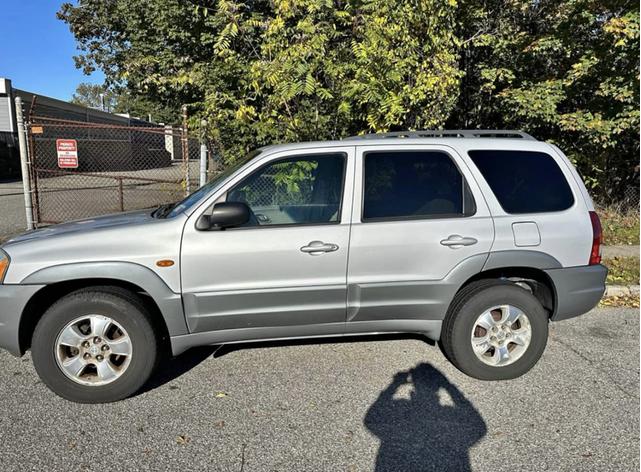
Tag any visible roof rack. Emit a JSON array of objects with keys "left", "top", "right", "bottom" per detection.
[{"left": 344, "top": 130, "right": 536, "bottom": 141}]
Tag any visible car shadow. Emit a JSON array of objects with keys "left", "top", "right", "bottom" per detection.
[
  {"left": 136, "top": 342, "right": 486, "bottom": 472},
  {"left": 210, "top": 333, "right": 434, "bottom": 359},
  {"left": 137, "top": 345, "right": 218, "bottom": 394},
  {"left": 137, "top": 335, "right": 430, "bottom": 396},
  {"left": 364, "top": 363, "right": 487, "bottom": 472}
]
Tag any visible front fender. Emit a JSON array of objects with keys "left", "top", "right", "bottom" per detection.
[{"left": 21, "top": 261, "right": 188, "bottom": 336}]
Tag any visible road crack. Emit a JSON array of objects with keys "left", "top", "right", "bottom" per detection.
[
  {"left": 239, "top": 443, "right": 246, "bottom": 472},
  {"left": 549, "top": 334, "right": 639, "bottom": 400}
]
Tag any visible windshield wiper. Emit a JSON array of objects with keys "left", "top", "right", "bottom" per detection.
[{"left": 152, "top": 202, "right": 175, "bottom": 218}]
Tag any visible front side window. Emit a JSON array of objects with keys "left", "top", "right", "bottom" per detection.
[
  {"left": 468, "top": 150, "right": 574, "bottom": 214},
  {"left": 227, "top": 153, "right": 346, "bottom": 227},
  {"left": 363, "top": 151, "right": 476, "bottom": 221},
  {"left": 164, "top": 149, "right": 262, "bottom": 218}
]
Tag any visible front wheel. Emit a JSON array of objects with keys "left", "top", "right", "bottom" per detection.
[
  {"left": 440, "top": 281, "right": 549, "bottom": 380},
  {"left": 31, "top": 287, "right": 159, "bottom": 403}
]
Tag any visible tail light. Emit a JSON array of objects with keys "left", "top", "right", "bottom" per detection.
[{"left": 589, "top": 211, "right": 602, "bottom": 265}]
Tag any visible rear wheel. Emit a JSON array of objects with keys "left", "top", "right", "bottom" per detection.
[
  {"left": 440, "top": 281, "right": 548, "bottom": 380},
  {"left": 32, "top": 287, "right": 159, "bottom": 403}
]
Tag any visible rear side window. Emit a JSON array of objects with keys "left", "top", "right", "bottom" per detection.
[
  {"left": 363, "top": 151, "right": 476, "bottom": 221},
  {"left": 468, "top": 150, "right": 574, "bottom": 214}
]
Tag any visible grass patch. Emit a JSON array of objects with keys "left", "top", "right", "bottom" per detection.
[
  {"left": 598, "top": 206, "right": 639, "bottom": 245},
  {"left": 603, "top": 257, "right": 639, "bottom": 285}
]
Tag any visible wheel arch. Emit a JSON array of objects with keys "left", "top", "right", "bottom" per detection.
[
  {"left": 457, "top": 266, "right": 556, "bottom": 316},
  {"left": 18, "top": 262, "right": 188, "bottom": 354}
]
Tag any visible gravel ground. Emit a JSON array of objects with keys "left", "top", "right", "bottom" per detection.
[{"left": 0, "top": 307, "right": 638, "bottom": 472}]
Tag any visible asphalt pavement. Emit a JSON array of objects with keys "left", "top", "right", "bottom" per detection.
[
  {"left": 0, "top": 307, "right": 638, "bottom": 472},
  {"left": 0, "top": 183, "right": 27, "bottom": 240}
]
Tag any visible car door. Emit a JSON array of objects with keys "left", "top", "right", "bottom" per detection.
[
  {"left": 346, "top": 144, "right": 494, "bottom": 333},
  {"left": 180, "top": 146, "right": 355, "bottom": 340}
]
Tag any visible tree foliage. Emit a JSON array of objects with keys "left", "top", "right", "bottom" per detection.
[
  {"left": 451, "top": 0, "right": 640, "bottom": 200},
  {"left": 70, "top": 82, "right": 178, "bottom": 123},
  {"left": 58, "top": 0, "right": 461, "bottom": 162},
  {"left": 58, "top": 0, "right": 639, "bottom": 200},
  {"left": 70, "top": 83, "right": 119, "bottom": 111}
]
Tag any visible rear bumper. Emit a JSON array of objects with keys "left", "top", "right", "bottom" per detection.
[
  {"left": 0, "top": 284, "right": 44, "bottom": 356},
  {"left": 545, "top": 264, "right": 608, "bottom": 321}
]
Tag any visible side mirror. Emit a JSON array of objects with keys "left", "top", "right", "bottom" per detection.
[{"left": 196, "top": 202, "right": 250, "bottom": 231}]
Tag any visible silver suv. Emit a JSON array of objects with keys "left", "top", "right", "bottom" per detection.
[{"left": 0, "top": 130, "right": 607, "bottom": 403}]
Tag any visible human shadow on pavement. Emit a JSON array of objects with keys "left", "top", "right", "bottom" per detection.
[{"left": 364, "top": 363, "right": 486, "bottom": 472}]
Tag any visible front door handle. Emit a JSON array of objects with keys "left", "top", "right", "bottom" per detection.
[
  {"left": 440, "top": 234, "right": 478, "bottom": 249},
  {"left": 300, "top": 240, "right": 339, "bottom": 255}
]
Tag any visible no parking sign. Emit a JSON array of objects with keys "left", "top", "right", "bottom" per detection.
[{"left": 56, "top": 139, "right": 79, "bottom": 168}]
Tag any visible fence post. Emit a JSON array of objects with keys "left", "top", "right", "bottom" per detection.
[
  {"left": 199, "top": 144, "right": 208, "bottom": 187},
  {"left": 15, "top": 97, "right": 35, "bottom": 231},
  {"left": 199, "top": 119, "right": 207, "bottom": 187},
  {"left": 117, "top": 177, "right": 124, "bottom": 212},
  {"left": 181, "top": 105, "right": 190, "bottom": 196}
]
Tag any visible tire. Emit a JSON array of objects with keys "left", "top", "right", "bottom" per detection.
[
  {"left": 31, "top": 286, "right": 159, "bottom": 403},
  {"left": 440, "top": 280, "right": 548, "bottom": 380}
]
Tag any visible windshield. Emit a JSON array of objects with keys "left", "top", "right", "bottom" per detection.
[{"left": 159, "top": 150, "right": 262, "bottom": 218}]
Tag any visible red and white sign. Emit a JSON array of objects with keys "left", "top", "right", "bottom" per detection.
[{"left": 56, "top": 139, "right": 79, "bottom": 169}]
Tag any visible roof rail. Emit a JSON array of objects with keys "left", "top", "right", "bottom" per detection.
[{"left": 344, "top": 130, "right": 536, "bottom": 141}]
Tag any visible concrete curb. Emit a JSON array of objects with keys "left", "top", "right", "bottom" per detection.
[
  {"left": 602, "top": 245, "right": 640, "bottom": 258},
  {"left": 604, "top": 285, "right": 640, "bottom": 297}
]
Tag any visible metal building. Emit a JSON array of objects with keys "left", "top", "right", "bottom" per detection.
[{"left": 0, "top": 77, "right": 172, "bottom": 180}]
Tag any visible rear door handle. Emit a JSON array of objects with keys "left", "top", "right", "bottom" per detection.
[
  {"left": 300, "top": 240, "right": 339, "bottom": 255},
  {"left": 440, "top": 234, "right": 478, "bottom": 248}
]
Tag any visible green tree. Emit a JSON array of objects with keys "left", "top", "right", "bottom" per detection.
[
  {"left": 114, "top": 92, "right": 179, "bottom": 124},
  {"left": 450, "top": 0, "right": 639, "bottom": 201},
  {"left": 70, "top": 82, "right": 176, "bottom": 123},
  {"left": 70, "top": 83, "right": 118, "bottom": 111},
  {"left": 59, "top": 0, "right": 639, "bottom": 201},
  {"left": 59, "top": 0, "right": 461, "bottom": 163}
]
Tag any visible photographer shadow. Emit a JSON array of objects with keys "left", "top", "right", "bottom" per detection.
[{"left": 364, "top": 363, "right": 486, "bottom": 472}]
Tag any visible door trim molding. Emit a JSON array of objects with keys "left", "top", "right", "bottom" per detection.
[{"left": 170, "top": 320, "right": 442, "bottom": 356}]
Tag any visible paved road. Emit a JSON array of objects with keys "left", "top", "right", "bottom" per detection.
[
  {"left": 0, "top": 183, "right": 27, "bottom": 239},
  {"left": 0, "top": 163, "right": 202, "bottom": 230},
  {"left": 0, "top": 308, "right": 638, "bottom": 472}
]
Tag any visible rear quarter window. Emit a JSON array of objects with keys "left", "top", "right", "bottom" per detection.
[{"left": 468, "top": 150, "right": 574, "bottom": 214}]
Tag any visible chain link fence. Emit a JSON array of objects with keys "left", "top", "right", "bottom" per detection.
[
  {"left": 19, "top": 98, "right": 638, "bottom": 227},
  {"left": 25, "top": 116, "right": 204, "bottom": 225},
  {"left": 622, "top": 185, "right": 640, "bottom": 210}
]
